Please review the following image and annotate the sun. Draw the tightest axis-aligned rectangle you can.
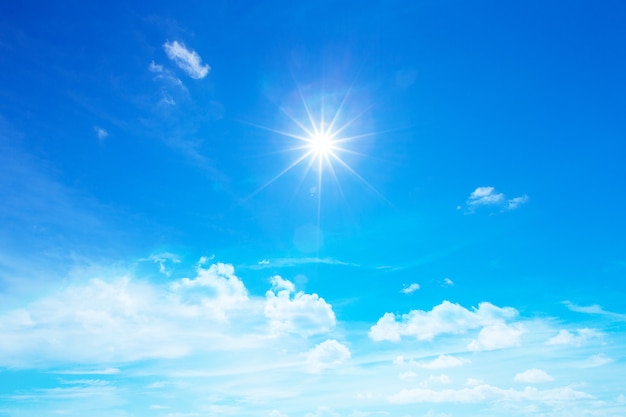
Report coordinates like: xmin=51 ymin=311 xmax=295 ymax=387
xmin=309 ymin=131 xmax=334 ymax=156
xmin=245 ymin=85 xmax=384 ymax=205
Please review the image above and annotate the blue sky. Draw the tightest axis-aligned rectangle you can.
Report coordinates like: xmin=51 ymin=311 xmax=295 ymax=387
xmin=1 ymin=1 xmax=625 ymax=416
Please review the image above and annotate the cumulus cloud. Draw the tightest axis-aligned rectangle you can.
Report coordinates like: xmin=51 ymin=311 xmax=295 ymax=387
xmin=0 ymin=262 xmax=336 ymax=367
xmin=467 ymin=322 xmax=525 ymax=351
xmin=369 ymin=301 xmax=518 ymax=342
xmin=265 ymin=277 xmax=335 ymax=336
xmin=163 ymin=41 xmax=210 ymax=79
xmin=388 ymin=384 xmax=592 ymax=404
xmin=546 ymin=328 xmax=603 ymax=346
xmin=463 ymin=186 xmax=528 ymax=213
xmin=514 ymin=369 xmax=554 ymax=383
xmin=401 ymin=283 xmax=420 ymax=294
xmin=306 ymin=339 xmax=351 ymax=372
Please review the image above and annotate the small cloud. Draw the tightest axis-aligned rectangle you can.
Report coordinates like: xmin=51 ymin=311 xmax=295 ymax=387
xmin=163 ymin=41 xmax=210 ymax=79
xmin=399 ymin=371 xmax=417 ymax=380
xmin=94 ymin=126 xmax=108 ymax=140
xmin=395 ymin=354 xmax=470 ymax=370
xmin=463 ymin=186 xmax=528 ymax=213
xmin=144 ymin=253 xmax=181 ymax=276
xmin=563 ymin=301 xmax=626 ymax=321
xmin=507 ymin=195 xmax=529 ymax=210
xmin=443 ymin=278 xmax=454 ymax=287
xmin=54 ymin=368 xmax=120 ymax=375
xmin=546 ymin=328 xmax=603 ymax=346
xmin=421 ymin=374 xmax=452 ymax=386
xmin=467 ymin=322 xmax=525 ymax=351
xmin=306 ymin=339 xmax=350 ymax=373
xmin=585 ymin=354 xmax=613 ymax=367
xmin=514 ymin=369 xmax=554 ymax=383
xmin=258 ymin=259 xmax=270 ymax=265
xmin=159 ymin=95 xmax=176 ymax=106
xmin=401 ymin=283 xmax=420 ymax=294
xmin=149 ymin=60 xmax=163 ymax=73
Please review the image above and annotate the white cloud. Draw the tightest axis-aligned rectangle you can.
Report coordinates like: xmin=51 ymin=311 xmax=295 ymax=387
xmin=399 ymin=371 xmax=417 ymax=380
xmin=306 ymin=339 xmax=351 ymax=372
xmin=149 ymin=60 xmax=163 ymax=73
xmin=586 ymin=354 xmax=613 ymax=367
xmin=265 ymin=277 xmax=335 ymax=336
xmin=0 ymin=262 xmax=337 ymax=367
xmin=443 ymin=278 xmax=454 ymax=286
xmin=467 ymin=322 xmax=525 ymax=351
xmin=270 ymin=275 xmax=296 ymax=293
xmin=464 ymin=186 xmax=528 ymax=212
xmin=421 ymin=374 xmax=452 ymax=386
xmin=514 ymin=369 xmax=554 ymax=383
xmin=546 ymin=328 xmax=603 ymax=346
xmin=163 ymin=41 xmax=210 ymax=79
xmin=388 ymin=384 xmax=593 ymax=404
xmin=563 ymin=301 xmax=626 ymax=321
xmin=144 ymin=252 xmax=181 ymax=276
xmin=369 ymin=301 xmax=518 ymax=342
xmin=422 ymin=355 xmax=470 ymax=369
xmin=507 ymin=195 xmax=529 ymax=210
xmin=401 ymin=283 xmax=420 ymax=294
xmin=94 ymin=127 xmax=108 ymax=140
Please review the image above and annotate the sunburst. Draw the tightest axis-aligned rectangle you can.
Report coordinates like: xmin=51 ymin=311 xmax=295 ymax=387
xmin=248 ymin=85 xmax=382 ymax=204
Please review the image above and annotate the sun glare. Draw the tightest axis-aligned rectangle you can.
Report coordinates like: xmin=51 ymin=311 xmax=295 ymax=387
xmin=310 ymin=131 xmax=334 ymax=156
xmin=246 ymin=85 xmax=385 ymax=207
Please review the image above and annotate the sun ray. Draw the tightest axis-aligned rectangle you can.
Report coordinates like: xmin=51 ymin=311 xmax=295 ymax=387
xmin=244 ymin=84 xmax=388 ymax=212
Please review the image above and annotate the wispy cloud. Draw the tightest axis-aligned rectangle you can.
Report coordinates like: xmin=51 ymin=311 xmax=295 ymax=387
xmin=563 ymin=301 xmax=626 ymax=321
xmin=246 ymin=257 xmax=358 ymax=269
xmin=94 ymin=126 xmax=108 ymax=140
xmin=388 ymin=384 xmax=592 ymax=404
xmin=462 ymin=186 xmax=528 ymax=213
xmin=394 ymin=354 xmax=470 ymax=370
xmin=163 ymin=41 xmax=210 ymax=79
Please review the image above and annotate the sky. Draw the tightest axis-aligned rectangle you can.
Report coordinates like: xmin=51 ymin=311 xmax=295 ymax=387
xmin=1 ymin=1 xmax=625 ymax=416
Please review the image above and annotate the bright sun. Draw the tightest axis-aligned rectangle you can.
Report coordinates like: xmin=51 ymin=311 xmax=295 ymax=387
xmin=310 ymin=132 xmax=334 ymax=156
xmin=247 ymin=86 xmax=384 ymax=205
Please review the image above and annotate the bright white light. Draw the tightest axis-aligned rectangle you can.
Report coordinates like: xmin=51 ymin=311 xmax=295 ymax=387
xmin=310 ymin=131 xmax=334 ymax=156
xmin=247 ymin=86 xmax=385 ymax=205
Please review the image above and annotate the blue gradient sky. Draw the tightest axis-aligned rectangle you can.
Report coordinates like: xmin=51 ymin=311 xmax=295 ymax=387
xmin=1 ymin=1 xmax=625 ymax=416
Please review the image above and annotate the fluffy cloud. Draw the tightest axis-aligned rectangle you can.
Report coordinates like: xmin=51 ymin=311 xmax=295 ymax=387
xmin=306 ymin=339 xmax=351 ymax=372
xmin=265 ymin=277 xmax=336 ymax=336
xmin=369 ymin=301 xmax=518 ymax=342
xmin=401 ymin=283 xmax=420 ymax=294
xmin=163 ymin=41 xmax=210 ymax=79
xmin=467 ymin=322 xmax=525 ymax=351
xmin=464 ymin=186 xmax=528 ymax=212
xmin=0 ymin=262 xmax=336 ymax=367
xmin=514 ymin=369 xmax=554 ymax=383
xmin=388 ymin=384 xmax=592 ymax=404
xmin=546 ymin=328 xmax=603 ymax=346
